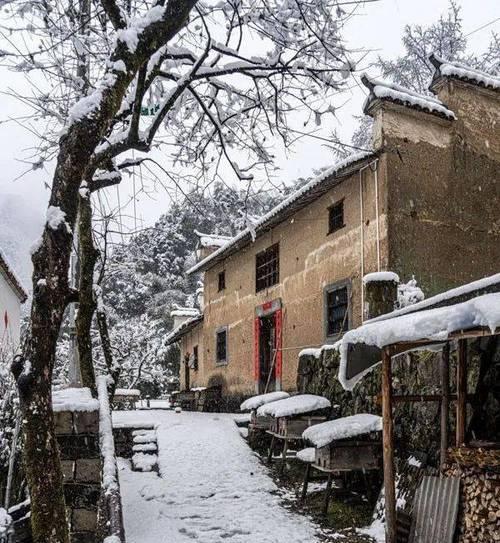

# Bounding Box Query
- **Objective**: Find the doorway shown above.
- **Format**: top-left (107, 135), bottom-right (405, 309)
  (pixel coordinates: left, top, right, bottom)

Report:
top-left (258, 314), bottom-right (277, 393)
top-left (254, 299), bottom-right (283, 394)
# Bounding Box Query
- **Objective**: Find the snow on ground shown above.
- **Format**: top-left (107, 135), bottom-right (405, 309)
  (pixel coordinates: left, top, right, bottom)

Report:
top-left (114, 410), bottom-right (327, 543)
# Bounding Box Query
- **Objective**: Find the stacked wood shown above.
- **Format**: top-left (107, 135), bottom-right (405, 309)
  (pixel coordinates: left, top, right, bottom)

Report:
top-left (444, 448), bottom-right (500, 542)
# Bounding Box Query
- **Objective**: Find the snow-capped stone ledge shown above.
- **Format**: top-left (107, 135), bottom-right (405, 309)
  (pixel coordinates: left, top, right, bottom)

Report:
top-left (53, 387), bottom-right (99, 412)
top-left (302, 414), bottom-right (382, 448)
top-left (362, 74), bottom-right (456, 120)
top-left (363, 271), bottom-right (400, 284)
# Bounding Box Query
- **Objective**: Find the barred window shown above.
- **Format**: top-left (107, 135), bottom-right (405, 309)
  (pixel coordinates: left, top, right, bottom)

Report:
top-left (216, 328), bottom-right (227, 364)
top-left (193, 345), bottom-right (199, 371)
top-left (256, 243), bottom-right (279, 292)
top-left (326, 286), bottom-right (349, 337)
top-left (218, 271), bottom-right (226, 291)
top-left (328, 201), bottom-right (345, 234)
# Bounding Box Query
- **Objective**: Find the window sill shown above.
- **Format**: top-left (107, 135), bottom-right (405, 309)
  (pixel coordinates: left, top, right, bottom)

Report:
top-left (215, 360), bottom-right (228, 366)
top-left (327, 224), bottom-right (345, 236)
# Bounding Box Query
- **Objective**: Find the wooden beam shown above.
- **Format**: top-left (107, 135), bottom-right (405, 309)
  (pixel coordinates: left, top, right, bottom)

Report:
top-left (382, 347), bottom-right (396, 543)
top-left (456, 339), bottom-right (467, 446)
top-left (440, 342), bottom-right (450, 470)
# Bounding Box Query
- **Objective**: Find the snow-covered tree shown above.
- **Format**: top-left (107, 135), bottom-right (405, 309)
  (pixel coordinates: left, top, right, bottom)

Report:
top-left (2, 1), bottom-right (367, 539)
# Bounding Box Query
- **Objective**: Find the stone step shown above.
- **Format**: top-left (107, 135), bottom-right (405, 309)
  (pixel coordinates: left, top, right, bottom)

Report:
top-left (132, 430), bottom-right (157, 444)
top-left (132, 442), bottom-right (158, 454)
top-left (131, 452), bottom-right (158, 472)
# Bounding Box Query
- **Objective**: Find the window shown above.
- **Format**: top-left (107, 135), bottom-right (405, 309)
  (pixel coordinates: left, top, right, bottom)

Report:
top-left (218, 271), bottom-right (226, 291)
top-left (216, 328), bottom-right (227, 364)
top-left (193, 345), bottom-right (199, 371)
top-left (325, 284), bottom-right (349, 337)
top-left (256, 243), bottom-right (279, 292)
top-left (328, 200), bottom-right (345, 234)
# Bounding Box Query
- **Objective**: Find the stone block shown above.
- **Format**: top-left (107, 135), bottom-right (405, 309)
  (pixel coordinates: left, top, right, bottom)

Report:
top-left (73, 410), bottom-right (99, 434)
top-left (72, 532), bottom-right (99, 543)
top-left (64, 482), bottom-right (100, 509)
top-left (75, 458), bottom-right (101, 483)
top-left (58, 435), bottom-right (100, 460)
top-left (71, 508), bottom-right (97, 532)
top-left (54, 411), bottom-right (73, 435)
top-left (61, 460), bottom-right (75, 481)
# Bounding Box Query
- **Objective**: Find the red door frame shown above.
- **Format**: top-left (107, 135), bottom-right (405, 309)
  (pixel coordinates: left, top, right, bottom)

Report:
top-left (254, 299), bottom-right (283, 393)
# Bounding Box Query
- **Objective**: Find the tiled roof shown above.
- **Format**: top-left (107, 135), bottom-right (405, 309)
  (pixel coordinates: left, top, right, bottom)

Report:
top-left (187, 151), bottom-right (377, 275)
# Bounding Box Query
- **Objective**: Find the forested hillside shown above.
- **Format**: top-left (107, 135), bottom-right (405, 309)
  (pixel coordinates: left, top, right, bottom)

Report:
top-left (96, 180), bottom-right (305, 396)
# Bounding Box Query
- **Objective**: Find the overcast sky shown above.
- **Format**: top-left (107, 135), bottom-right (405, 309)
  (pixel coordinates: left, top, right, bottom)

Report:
top-left (0, 0), bottom-right (498, 238)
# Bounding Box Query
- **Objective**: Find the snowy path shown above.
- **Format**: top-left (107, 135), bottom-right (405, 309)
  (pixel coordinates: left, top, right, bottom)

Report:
top-left (114, 410), bottom-right (323, 543)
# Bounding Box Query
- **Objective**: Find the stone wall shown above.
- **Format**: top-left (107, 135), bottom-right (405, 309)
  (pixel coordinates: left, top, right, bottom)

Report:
top-left (54, 408), bottom-right (101, 543)
top-left (298, 344), bottom-right (482, 466)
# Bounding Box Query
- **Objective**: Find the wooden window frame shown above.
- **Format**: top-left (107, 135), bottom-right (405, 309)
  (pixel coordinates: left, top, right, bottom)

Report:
top-left (218, 270), bottom-right (226, 292)
top-left (193, 345), bottom-right (199, 371)
top-left (324, 280), bottom-right (351, 341)
top-left (215, 326), bottom-right (228, 365)
top-left (327, 200), bottom-right (345, 235)
top-left (255, 243), bottom-right (280, 293)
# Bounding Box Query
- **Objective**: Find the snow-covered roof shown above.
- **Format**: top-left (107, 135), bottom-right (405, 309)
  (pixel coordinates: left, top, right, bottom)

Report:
top-left (0, 248), bottom-right (28, 303)
top-left (338, 275), bottom-right (500, 391)
top-left (194, 230), bottom-right (232, 248)
top-left (187, 151), bottom-right (376, 275)
top-left (170, 307), bottom-right (200, 318)
top-left (240, 391), bottom-right (290, 411)
top-left (257, 394), bottom-right (331, 418)
top-left (165, 313), bottom-right (204, 345)
top-left (429, 53), bottom-right (500, 93)
top-left (53, 387), bottom-right (100, 412)
top-left (361, 74), bottom-right (456, 120)
top-left (302, 414), bottom-right (382, 447)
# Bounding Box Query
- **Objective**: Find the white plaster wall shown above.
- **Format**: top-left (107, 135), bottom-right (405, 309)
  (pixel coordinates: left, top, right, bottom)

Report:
top-left (0, 271), bottom-right (22, 352)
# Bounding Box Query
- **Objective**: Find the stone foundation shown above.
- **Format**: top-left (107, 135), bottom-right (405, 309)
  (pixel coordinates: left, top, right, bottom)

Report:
top-left (54, 406), bottom-right (101, 543)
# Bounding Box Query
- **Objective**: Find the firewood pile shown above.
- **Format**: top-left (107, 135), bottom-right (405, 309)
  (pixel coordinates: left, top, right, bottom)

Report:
top-left (444, 446), bottom-right (500, 542)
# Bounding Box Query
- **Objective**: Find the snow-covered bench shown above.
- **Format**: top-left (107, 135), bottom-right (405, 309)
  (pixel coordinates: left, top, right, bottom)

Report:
top-left (240, 391), bottom-right (290, 434)
top-left (299, 414), bottom-right (382, 513)
top-left (256, 394), bottom-right (331, 470)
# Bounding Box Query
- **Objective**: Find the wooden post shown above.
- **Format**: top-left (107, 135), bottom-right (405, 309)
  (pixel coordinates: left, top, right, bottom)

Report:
top-left (456, 339), bottom-right (467, 447)
top-left (440, 342), bottom-right (450, 470)
top-left (382, 347), bottom-right (396, 543)
top-left (301, 463), bottom-right (311, 502)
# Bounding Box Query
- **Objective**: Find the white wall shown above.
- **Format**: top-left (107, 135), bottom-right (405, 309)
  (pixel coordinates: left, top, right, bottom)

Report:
top-left (0, 271), bottom-right (22, 353)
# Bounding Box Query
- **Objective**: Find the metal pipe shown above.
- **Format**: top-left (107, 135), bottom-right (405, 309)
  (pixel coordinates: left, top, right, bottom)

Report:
top-left (373, 160), bottom-right (381, 271)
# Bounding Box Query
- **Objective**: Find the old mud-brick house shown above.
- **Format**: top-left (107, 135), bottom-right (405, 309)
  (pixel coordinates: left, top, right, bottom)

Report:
top-left (166, 56), bottom-right (500, 404)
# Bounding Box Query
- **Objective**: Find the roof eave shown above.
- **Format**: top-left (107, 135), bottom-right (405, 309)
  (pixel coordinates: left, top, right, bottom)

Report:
top-left (187, 152), bottom-right (378, 275)
top-left (165, 315), bottom-right (204, 345)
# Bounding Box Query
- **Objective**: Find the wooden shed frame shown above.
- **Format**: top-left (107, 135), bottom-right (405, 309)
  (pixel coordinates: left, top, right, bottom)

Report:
top-left (380, 325), bottom-right (499, 542)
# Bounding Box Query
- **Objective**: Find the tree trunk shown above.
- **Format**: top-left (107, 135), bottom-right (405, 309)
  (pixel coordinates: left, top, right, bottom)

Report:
top-left (96, 300), bottom-right (120, 397)
top-left (14, 4), bottom-right (199, 540)
top-left (76, 195), bottom-right (98, 393)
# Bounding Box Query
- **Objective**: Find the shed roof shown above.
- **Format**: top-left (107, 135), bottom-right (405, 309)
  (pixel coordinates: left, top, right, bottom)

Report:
top-left (187, 151), bottom-right (377, 275)
top-left (194, 231), bottom-right (232, 249)
top-left (0, 248), bottom-right (28, 303)
top-left (165, 313), bottom-right (204, 345)
top-left (429, 53), bottom-right (500, 93)
top-left (338, 273), bottom-right (500, 391)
